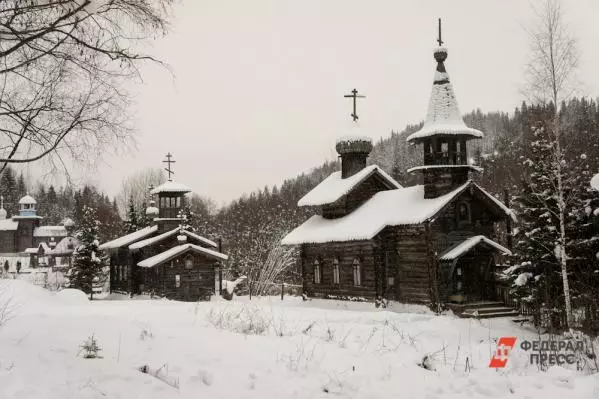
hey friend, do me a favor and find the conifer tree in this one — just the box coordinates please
[124,196,138,234]
[69,206,106,300]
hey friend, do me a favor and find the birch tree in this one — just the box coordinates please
[0,1,174,175]
[524,0,579,328]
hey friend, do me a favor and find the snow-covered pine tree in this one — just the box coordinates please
[137,200,149,228]
[69,206,106,300]
[177,205,195,232]
[510,123,564,329]
[124,195,138,234]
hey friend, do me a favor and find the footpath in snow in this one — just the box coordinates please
[0,280,597,399]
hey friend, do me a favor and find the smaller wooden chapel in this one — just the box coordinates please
[282,21,517,310]
[100,154,228,301]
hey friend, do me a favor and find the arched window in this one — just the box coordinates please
[313,259,321,284]
[458,202,470,223]
[352,258,361,287]
[332,258,340,285]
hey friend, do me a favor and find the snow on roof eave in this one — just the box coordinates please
[439,235,512,261]
[129,227,218,250]
[183,230,218,248]
[406,125,484,142]
[407,165,483,173]
[99,225,158,250]
[137,243,228,268]
[297,165,402,207]
[150,181,192,195]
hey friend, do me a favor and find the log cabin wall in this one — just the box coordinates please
[302,240,376,299]
[0,231,17,252]
[138,252,217,301]
[391,224,434,304]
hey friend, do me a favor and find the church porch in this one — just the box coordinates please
[438,235,512,306]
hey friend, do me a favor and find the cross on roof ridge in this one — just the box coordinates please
[343,88,366,122]
[163,152,176,181]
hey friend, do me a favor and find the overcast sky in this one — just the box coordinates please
[28,0,599,205]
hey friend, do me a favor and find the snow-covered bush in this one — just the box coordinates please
[206,304,270,335]
[79,334,102,359]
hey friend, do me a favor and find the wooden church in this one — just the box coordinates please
[282,24,516,310]
[100,154,228,301]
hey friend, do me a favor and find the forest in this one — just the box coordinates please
[2,97,599,332]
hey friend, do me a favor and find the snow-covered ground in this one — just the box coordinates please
[0,280,597,399]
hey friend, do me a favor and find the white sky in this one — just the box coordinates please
[27,0,599,205]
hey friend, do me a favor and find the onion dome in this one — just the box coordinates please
[19,194,37,205]
[61,217,75,228]
[145,200,159,216]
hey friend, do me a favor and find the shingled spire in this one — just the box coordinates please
[407,19,483,199]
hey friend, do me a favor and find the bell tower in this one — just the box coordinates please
[407,19,483,198]
[149,153,192,232]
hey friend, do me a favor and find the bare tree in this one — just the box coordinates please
[524,0,579,328]
[253,242,298,296]
[0,0,174,175]
[116,167,165,217]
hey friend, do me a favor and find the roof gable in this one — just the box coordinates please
[440,235,512,261]
[129,227,217,250]
[298,165,402,207]
[137,243,228,268]
[99,225,158,250]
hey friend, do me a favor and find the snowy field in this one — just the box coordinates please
[0,280,597,399]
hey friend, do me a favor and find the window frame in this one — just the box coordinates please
[332,258,340,285]
[313,259,321,284]
[352,258,361,287]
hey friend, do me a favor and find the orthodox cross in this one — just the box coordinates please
[344,88,365,122]
[163,152,176,181]
[437,18,443,46]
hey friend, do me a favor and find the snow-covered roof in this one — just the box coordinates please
[591,174,599,191]
[298,165,402,207]
[52,236,78,255]
[150,181,191,195]
[24,247,38,254]
[439,235,512,261]
[282,181,514,245]
[183,230,218,248]
[33,226,68,237]
[18,194,37,205]
[137,244,228,268]
[98,225,158,250]
[0,219,18,231]
[129,227,217,250]
[407,165,483,173]
[407,48,483,142]
[145,206,159,216]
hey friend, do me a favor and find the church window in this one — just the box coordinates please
[185,255,193,269]
[175,275,181,288]
[440,141,449,164]
[388,276,394,286]
[458,202,470,223]
[313,259,321,284]
[124,265,128,281]
[332,258,340,285]
[176,197,181,207]
[352,258,361,287]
